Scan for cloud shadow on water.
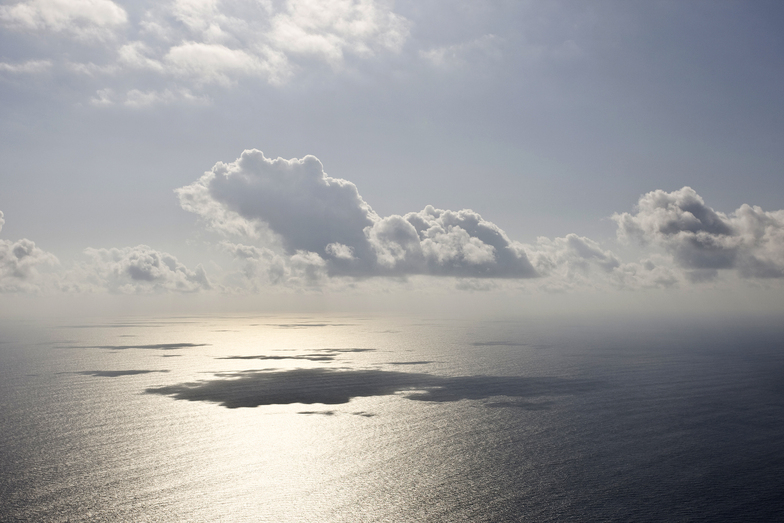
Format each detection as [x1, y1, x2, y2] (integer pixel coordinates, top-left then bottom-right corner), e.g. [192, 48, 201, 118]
[76, 370, 170, 377]
[145, 368, 603, 408]
[219, 354, 337, 362]
[218, 348, 376, 362]
[98, 343, 210, 351]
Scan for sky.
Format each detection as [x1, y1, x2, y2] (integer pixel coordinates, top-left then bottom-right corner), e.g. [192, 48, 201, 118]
[1, 0, 783, 318]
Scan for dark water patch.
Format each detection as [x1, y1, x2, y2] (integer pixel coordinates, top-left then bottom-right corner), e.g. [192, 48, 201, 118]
[273, 323, 354, 328]
[297, 411, 335, 416]
[471, 341, 529, 347]
[161, 354, 182, 358]
[75, 370, 170, 378]
[219, 354, 336, 362]
[486, 400, 553, 410]
[145, 368, 603, 409]
[58, 321, 200, 329]
[352, 411, 377, 417]
[98, 343, 210, 351]
[318, 348, 376, 353]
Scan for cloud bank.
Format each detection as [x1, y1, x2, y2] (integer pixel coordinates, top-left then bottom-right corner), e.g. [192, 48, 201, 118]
[0, 210, 210, 294]
[4, 167, 784, 296]
[176, 151, 784, 291]
[177, 149, 538, 280]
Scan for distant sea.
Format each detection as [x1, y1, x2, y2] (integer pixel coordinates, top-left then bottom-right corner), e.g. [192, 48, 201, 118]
[1, 314, 783, 522]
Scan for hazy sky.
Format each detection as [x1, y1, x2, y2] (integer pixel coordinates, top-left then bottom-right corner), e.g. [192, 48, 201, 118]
[1, 0, 783, 316]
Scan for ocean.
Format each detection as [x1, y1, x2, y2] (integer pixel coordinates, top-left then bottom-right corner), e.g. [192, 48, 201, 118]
[1, 314, 783, 521]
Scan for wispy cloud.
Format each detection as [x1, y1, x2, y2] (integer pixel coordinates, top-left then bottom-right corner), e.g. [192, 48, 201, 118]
[0, 59, 53, 74]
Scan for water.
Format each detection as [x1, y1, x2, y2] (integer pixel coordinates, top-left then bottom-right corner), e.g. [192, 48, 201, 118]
[1, 314, 783, 521]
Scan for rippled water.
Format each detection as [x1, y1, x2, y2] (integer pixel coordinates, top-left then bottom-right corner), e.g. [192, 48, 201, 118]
[1, 314, 783, 521]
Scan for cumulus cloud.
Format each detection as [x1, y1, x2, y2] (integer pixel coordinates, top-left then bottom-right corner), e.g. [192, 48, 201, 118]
[613, 187, 784, 279]
[178, 149, 538, 280]
[0, 239, 60, 292]
[0, 0, 127, 40]
[0, 211, 60, 293]
[608, 257, 681, 290]
[219, 241, 326, 288]
[531, 233, 620, 277]
[79, 245, 211, 293]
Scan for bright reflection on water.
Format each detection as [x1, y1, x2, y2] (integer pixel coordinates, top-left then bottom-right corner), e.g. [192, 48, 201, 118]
[1, 315, 784, 521]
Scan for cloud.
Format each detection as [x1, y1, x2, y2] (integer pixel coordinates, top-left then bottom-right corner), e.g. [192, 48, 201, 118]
[164, 41, 270, 86]
[0, 210, 61, 293]
[0, 0, 127, 40]
[79, 245, 212, 293]
[266, 0, 410, 66]
[91, 84, 208, 107]
[419, 34, 502, 69]
[613, 187, 784, 278]
[531, 233, 620, 279]
[608, 257, 681, 290]
[178, 150, 538, 280]
[0, 59, 53, 74]
[0, 213, 60, 293]
[0, 0, 411, 103]
[0, 239, 59, 292]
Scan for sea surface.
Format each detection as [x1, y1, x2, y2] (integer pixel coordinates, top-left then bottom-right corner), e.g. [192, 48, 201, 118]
[1, 314, 783, 522]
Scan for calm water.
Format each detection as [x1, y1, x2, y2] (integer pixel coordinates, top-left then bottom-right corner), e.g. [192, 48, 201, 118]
[1, 314, 783, 521]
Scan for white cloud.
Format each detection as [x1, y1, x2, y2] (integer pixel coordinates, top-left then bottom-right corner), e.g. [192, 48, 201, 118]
[219, 241, 326, 289]
[399, 206, 536, 277]
[177, 150, 378, 265]
[613, 187, 784, 279]
[89, 86, 209, 107]
[80, 245, 211, 293]
[90, 88, 115, 106]
[0, 0, 127, 40]
[0, 238, 60, 292]
[164, 41, 270, 85]
[608, 257, 681, 290]
[117, 41, 165, 72]
[532, 233, 620, 278]
[124, 88, 208, 107]
[178, 149, 538, 279]
[268, 0, 410, 65]
[420, 34, 501, 68]
[0, 211, 60, 293]
[3, 0, 411, 103]
[0, 59, 52, 74]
